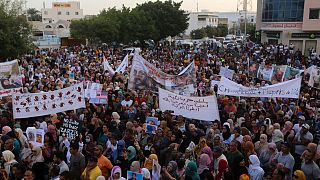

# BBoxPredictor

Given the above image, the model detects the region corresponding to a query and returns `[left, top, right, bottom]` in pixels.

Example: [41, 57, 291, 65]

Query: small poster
[60, 118, 81, 139]
[127, 171, 143, 180]
[146, 117, 160, 134]
[26, 127, 44, 146]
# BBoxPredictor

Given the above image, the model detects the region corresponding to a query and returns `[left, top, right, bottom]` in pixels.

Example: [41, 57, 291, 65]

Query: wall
[302, 0, 320, 31]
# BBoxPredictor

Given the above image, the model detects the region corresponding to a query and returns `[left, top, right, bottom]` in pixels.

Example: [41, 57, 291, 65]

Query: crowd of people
[0, 41, 319, 180]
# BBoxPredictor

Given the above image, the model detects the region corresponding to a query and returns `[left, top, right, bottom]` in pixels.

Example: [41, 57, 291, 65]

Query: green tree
[134, 0, 188, 40]
[27, 8, 42, 21]
[215, 24, 228, 37]
[0, 0, 32, 61]
[190, 29, 207, 39]
[204, 26, 217, 38]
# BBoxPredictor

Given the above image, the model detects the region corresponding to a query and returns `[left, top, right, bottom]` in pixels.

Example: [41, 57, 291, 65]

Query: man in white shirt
[53, 151, 69, 174]
[293, 115, 305, 134]
[293, 123, 313, 170]
[121, 94, 133, 108]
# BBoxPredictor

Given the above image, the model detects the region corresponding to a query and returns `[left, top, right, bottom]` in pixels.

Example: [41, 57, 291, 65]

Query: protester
[0, 41, 318, 180]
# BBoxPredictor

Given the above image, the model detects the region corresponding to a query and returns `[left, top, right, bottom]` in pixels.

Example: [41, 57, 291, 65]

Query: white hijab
[248, 155, 264, 180]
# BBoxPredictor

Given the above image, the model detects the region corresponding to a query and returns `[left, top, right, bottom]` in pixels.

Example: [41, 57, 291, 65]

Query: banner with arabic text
[12, 83, 85, 119]
[158, 88, 219, 121]
[218, 77, 301, 98]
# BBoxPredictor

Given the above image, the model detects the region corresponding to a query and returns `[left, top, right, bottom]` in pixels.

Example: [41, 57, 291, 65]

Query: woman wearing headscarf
[194, 137, 208, 157]
[143, 154, 158, 171]
[2, 150, 17, 179]
[141, 168, 151, 180]
[197, 154, 213, 180]
[130, 161, 141, 173]
[293, 170, 306, 180]
[127, 146, 137, 162]
[29, 146, 44, 168]
[185, 161, 200, 180]
[271, 123, 284, 151]
[259, 143, 277, 172]
[162, 161, 179, 180]
[2, 126, 12, 135]
[243, 141, 256, 166]
[108, 166, 126, 180]
[47, 125, 58, 144]
[206, 128, 215, 148]
[254, 134, 268, 155]
[248, 155, 264, 180]
[15, 128, 28, 150]
[221, 123, 232, 145]
[282, 121, 294, 142]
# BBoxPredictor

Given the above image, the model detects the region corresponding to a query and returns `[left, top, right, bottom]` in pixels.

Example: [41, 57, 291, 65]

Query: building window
[75, 12, 79, 15]
[66, 11, 70, 15]
[198, 18, 206, 21]
[262, 0, 304, 22]
[45, 25, 52, 28]
[58, 11, 61, 15]
[57, 25, 65, 28]
[309, 9, 320, 19]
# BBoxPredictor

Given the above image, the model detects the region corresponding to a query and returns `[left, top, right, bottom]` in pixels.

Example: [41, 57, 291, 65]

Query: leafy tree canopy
[0, 0, 32, 61]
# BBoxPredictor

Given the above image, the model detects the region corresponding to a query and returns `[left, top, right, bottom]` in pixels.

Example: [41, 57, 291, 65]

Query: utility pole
[237, 0, 252, 41]
[197, 0, 199, 12]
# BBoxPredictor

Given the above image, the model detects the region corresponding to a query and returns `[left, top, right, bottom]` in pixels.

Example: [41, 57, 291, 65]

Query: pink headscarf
[2, 126, 12, 135]
[198, 154, 211, 174]
[282, 121, 293, 134]
[202, 146, 213, 161]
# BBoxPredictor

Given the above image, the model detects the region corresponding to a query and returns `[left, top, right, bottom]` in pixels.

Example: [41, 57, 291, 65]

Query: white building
[216, 11, 256, 29]
[40, 1, 83, 37]
[185, 10, 219, 36]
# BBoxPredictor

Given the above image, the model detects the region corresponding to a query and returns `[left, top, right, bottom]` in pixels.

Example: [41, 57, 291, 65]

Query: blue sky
[27, 0, 257, 15]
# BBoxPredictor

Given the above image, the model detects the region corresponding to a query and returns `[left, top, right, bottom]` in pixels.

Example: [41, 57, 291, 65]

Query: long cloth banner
[158, 88, 220, 121]
[12, 83, 85, 119]
[128, 53, 196, 93]
[0, 60, 23, 97]
[217, 76, 302, 98]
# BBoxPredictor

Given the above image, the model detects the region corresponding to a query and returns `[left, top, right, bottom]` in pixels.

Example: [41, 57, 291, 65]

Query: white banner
[12, 83, 85, 119]
[104, 54, 129, 75]
[219, 67, 234, 80]
[115, 54, 128, 73]
[103, 57, 115, 75]
[178, 61, 195, 75]
[217, 77, 301, 98]
[158, 88, 220, 121]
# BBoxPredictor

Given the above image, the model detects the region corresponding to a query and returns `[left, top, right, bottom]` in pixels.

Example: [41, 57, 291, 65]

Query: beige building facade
[256, 0, 320, 55]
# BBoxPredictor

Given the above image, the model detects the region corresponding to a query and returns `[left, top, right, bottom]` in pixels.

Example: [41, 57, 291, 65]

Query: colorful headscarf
[185, 161, 200, 180]
[127, 146, 136, 161]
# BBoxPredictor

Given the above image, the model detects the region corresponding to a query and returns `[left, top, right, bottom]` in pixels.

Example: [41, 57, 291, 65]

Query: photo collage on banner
[0, 60, 23, 97]
[12, 83, 85, 119]
[128, 53, 197, 96]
